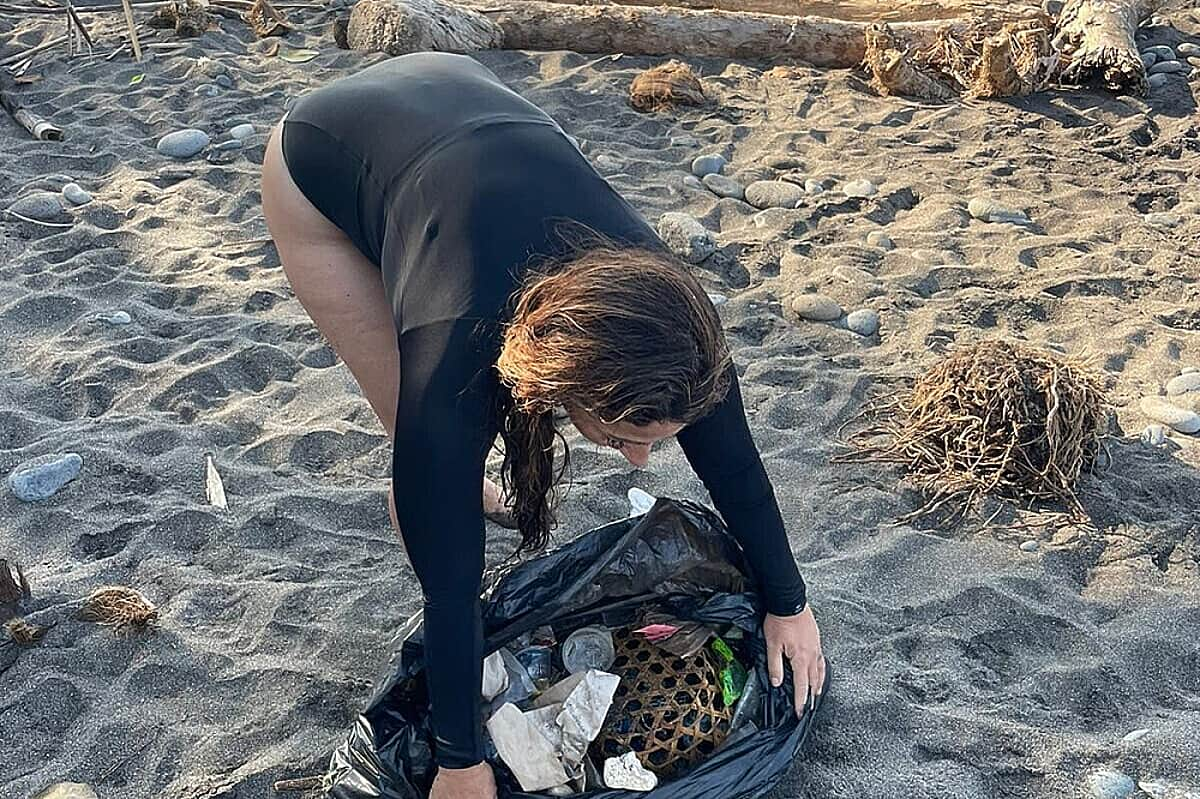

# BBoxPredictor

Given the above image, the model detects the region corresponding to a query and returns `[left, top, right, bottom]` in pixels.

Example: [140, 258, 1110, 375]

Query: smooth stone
[764, 155, 802, 169]
[214, 139, 244, 151]
[1140, 396, 1200, 434]
[702, 173, 744, 200]
[1145, 211, 1181, 227]
[804, 178, 825, 195]
[214, 73, 234, 89]
[1140, 424, 1168, 446]
[157, 128, 210, 159]
[196, 83, 221, 97]
[95, 310, 132, 325]
[968, 197, 1029, 224]
[691, 153, 726, 177]
[843, 178, 878, 198]
[10, 191, 65, 221]
[1086, 769, 1136, 799]
[1121, 728, 1151, 743]
[34, 784, 98, 799]
[657, 212, 716, 264]
[706, 292, 728, 307]
[8, 453, 83, 501]
[1140, 52, 1159, 68]
[229, 123, 255, 140]
[62, 183, 92, 206]
[867, 231, 895, 250]
[1167, 373, 1200, 395]
[680, 175, 703, 190]
[1144, 45, 1177, 61]
[792, 293, 843, 322]
[845, 308, 880, 337]
[1148, 73, 1171, 89]
[1178, 42, 1200, 57]
[603, 752, 658, 791]
[670, 135, 700, 147]
[1150, 59, 1189, 74]
[744, 180, 805, 209]
[1019, 540, 1040, 552]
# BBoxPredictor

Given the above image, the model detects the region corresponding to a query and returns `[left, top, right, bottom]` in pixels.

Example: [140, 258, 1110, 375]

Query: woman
[260, 52, 823, 799]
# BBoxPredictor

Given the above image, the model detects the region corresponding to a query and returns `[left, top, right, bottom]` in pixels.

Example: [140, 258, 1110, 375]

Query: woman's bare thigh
[261, 119, 400, 438]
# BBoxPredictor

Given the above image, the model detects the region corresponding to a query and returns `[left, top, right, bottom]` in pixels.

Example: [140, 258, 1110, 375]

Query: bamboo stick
[119, 0, 144, 61]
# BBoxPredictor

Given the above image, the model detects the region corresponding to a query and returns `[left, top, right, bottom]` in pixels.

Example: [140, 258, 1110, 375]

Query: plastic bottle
[561, 626, 615, 674]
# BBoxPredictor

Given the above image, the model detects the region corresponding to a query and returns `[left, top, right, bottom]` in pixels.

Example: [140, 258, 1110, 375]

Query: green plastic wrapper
[711, 635, 748, 706]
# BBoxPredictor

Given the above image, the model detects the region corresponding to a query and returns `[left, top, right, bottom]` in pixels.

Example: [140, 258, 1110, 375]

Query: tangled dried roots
[842, 340, 1107, 522]
[80, 586, 158, 633]
[5, 617, 45, 645]
[629, 61, 705, 112]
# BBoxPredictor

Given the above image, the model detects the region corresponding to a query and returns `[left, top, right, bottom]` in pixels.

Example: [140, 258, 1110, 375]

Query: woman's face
[566, 407, 683, 468]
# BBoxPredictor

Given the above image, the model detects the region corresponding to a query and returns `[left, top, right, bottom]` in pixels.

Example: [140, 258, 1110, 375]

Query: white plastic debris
[524, 703, 564, 749]
[205, 454, 227, 509]
[603, 751, 658, 791]
[627, 487, 656, 516]
[557, 669, 621, 778]
[482, 650, 508, 701]
[495, 647, 536, 705]
[532, 672, 587, 709]
[486, 703, 571, 792]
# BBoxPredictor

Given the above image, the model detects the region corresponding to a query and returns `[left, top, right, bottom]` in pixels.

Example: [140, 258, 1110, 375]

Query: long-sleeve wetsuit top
[280, 52, 807, 769]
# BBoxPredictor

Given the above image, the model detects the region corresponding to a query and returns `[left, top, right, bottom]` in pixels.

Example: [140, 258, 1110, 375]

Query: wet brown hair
[494, 242, 731, 552]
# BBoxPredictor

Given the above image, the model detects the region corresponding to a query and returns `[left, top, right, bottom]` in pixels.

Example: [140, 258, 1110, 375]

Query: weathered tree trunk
[1053, 0, 1157, 94]
[347, 0, 969, 67]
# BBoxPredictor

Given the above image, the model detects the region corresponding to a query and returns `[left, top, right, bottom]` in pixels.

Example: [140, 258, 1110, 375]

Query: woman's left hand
[763, 605, 825, 718]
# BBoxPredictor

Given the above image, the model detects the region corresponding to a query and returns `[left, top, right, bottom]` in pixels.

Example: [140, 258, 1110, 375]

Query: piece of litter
[633, 623, 679, 642]
[627, 487, 655, 516]
[531, 671, 586, 710]
[205, 454, 227, 509]
[557, 670, 620, 778]
[1121, 728, 1150, 743]
[486, 703, 570, 792]
[482, 649, 508, 701]
[129, 74, 144, 85]
[523, 703, 563, 749]
[603, 751, 657, 791]
[279, 47, 319, 63]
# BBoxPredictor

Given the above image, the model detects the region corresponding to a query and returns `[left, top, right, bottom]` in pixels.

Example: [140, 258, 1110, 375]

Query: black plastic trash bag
[326, 498, 830, 799]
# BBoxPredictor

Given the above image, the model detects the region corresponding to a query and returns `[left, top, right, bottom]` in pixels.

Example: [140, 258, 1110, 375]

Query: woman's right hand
[429, 762, 497, 799]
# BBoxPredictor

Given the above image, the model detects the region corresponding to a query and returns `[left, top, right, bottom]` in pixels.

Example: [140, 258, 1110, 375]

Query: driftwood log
[345, 0, 1160, 98]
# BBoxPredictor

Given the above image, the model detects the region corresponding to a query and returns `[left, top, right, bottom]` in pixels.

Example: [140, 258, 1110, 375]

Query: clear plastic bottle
[561, 626, 615, 674]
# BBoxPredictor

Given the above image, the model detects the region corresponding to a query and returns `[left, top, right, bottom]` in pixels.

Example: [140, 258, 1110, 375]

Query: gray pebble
[1140, 51, 1158, 68]
[10, 191, 65, 221]
[214, 139, 244, 151]
[1085, 769, 1136, 799]
[1178, 42, 1200, 57]
[1149, 59, 1189, 74]
[706, 292, 728, 307]
[156, 166, 194, 183]
[843, 178, 878, 198]
[1166, 372, 1200, 395]
[764, 155, 802, 170]
[968, 197, 1029, 224]
[691, 154, 726, 177]
[214, 73, 234, 89]
[95, 310, 132, 325]
[657, 212, 717, 264]
[702, 173, 744, 200]
[157, 128, 210, 159]
[1019, 540, 1040, 552]
[196, 83, 221, 97]
[62, 183, 92, 206]
[1140, 424, 1168, 446]
[681, 175, 703, 190]
[804, 178, 825, 195]
[745, 180, 805, 209]
[1121, 728, 1150, 743]
[845, 308, 880, 336]
[1144, 45, 1177, 61]
[8, 453, 83, 501]
[791, 293, 843, 322]
[670, 135, 700, 148]
[1145, 211, 1181, 228]
[230, 123, 255, 140]
[1148, 73, 1171, 89]
[867, 231, 895, 250]
[1140, 396, 1200, 434]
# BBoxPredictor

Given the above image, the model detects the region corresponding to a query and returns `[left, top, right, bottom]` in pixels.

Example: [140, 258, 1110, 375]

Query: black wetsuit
[281, 52, 807, 770]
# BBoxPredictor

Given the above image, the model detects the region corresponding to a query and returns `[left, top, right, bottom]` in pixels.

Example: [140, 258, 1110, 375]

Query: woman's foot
[483, 477, 518, 529]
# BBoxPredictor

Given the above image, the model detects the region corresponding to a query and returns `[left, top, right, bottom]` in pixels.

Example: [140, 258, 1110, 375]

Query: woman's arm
[391, 319, 500, 768]
[675, 364, 807, 616]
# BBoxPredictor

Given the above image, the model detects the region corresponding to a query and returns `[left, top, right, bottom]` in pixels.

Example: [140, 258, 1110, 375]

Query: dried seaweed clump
[5, 617, 46, 645]
[841, 340, 1107, 521]
[630, 61, 705, 112]
[80, 586, 159, 633]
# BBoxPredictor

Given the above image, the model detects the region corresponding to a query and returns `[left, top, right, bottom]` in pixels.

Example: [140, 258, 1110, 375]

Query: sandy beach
[2, 1, 1200, 797]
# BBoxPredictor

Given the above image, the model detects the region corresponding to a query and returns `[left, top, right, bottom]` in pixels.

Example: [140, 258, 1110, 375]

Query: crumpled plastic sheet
[325, 499, 830, 799]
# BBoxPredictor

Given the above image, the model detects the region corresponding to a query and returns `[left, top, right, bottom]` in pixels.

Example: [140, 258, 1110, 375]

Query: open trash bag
[325, 498, 830, 799]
